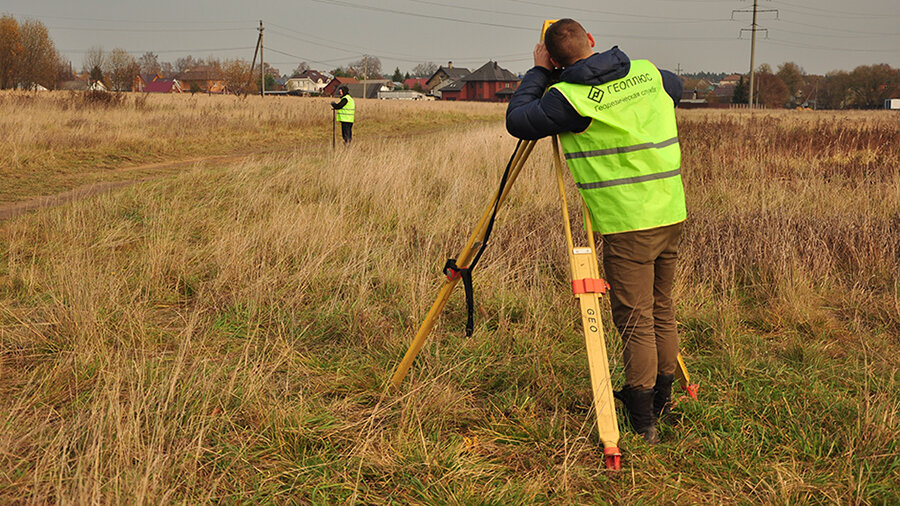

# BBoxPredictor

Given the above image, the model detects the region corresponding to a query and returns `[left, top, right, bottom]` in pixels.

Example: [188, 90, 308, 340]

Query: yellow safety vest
[551, 60, 685, 234]
[335, 95, 355, 123]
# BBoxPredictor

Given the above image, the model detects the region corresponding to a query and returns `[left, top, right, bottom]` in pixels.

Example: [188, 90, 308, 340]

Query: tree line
[684, 61, 899, 109]
[2, 13, 894, 106]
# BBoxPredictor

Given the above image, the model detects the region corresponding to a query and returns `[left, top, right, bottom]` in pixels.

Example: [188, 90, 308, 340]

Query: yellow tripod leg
[552, 137, 621, 470]
[390, 140, 537, 388]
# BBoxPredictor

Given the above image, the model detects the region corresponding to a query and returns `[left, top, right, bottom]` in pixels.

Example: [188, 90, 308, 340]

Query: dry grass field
[0, 92, 500, 204]
[0, 92, 898, 503]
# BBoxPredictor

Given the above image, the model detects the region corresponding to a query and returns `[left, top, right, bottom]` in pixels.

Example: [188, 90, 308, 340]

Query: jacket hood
[558, 46, 630, 86]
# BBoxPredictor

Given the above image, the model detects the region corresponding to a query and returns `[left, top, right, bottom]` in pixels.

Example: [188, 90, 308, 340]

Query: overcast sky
[5, 0, 899, 77]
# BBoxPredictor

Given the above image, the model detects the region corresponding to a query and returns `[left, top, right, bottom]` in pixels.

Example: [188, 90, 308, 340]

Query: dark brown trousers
[598, 222, 683, 391]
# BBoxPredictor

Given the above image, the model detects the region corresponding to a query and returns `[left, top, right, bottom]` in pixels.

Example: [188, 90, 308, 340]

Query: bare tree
[18, 19, 60, 90]
[349, 55, 382, 79]
[411, 61, 437, 78]
[175, 55, 199, 74]
[292, 61, 310, 77]
[159, 61, 174, 78]
[57, 59, 74, 85]
[83, 46, 105, 75]
[138, 51, 161, 75]
[0, 15, 22, 89]
[105, 48, 139, 91]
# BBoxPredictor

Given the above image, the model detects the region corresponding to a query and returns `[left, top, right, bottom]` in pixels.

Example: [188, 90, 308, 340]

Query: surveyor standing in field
[506, 19, 684, 444]
[331, 85, 355, 145]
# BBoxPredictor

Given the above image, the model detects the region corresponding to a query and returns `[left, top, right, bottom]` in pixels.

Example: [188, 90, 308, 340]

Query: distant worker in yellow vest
[331, 85, 355, 144]
[506, 19, 684, 444]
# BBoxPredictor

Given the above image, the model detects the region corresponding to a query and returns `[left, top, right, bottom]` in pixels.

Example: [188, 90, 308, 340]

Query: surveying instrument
[390, 20, 698, 471]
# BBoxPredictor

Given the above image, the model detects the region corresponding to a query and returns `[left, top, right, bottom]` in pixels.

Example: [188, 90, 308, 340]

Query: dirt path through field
[0, 122, 495, 222]
[0, 149, 296, 222]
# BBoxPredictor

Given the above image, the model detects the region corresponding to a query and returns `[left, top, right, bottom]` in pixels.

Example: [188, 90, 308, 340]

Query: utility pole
[733, 0, 777, 108]
[259, 20, 265, 97]
[676, 63, 682, 77]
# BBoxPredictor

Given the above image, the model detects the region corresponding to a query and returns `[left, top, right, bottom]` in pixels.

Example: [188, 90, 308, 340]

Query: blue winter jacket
[506, 47, 683, 140]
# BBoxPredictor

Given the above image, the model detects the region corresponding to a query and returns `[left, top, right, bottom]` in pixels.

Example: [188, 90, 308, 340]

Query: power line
[60, 47, 254, 54]
[777, 19, 898, 37]
[770, 26, 900, 40]
[267, 25, 531, 64]
[769, 0, 900, 19]
[48, 26, 253, 33]
[764, 38, 900, 54]
[501, 0, 729, 22]
[265, 46, 359, 68]
[303, 0, 534, 31]
[8, 12, 253, 25]
[402, 0, 732, 24]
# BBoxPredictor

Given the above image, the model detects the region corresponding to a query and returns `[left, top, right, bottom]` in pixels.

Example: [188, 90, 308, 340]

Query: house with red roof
[132, 73, 161, 92]
[439, 61, 519, 102]
[143, 79, 183, 93]
[323, 76, 359, 96]
[403, 78, 428, 91]
[719, 74, 743, 86]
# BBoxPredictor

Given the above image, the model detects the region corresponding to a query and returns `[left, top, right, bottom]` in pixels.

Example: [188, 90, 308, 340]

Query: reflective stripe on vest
[551, 59, 686, 235]
[335, 95, 355, 123]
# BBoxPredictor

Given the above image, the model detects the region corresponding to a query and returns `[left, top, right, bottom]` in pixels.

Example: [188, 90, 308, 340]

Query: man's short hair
[544, 19, 591, 67]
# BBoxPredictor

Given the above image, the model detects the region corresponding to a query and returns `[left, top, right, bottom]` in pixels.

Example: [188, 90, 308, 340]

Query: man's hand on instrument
[533, 43, 553, 71]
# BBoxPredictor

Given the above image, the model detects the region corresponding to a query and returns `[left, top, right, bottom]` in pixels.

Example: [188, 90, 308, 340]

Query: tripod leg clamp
[572, 278, 610, 295]
[443, 258, 463, 281]
[443, 258, 475, 337]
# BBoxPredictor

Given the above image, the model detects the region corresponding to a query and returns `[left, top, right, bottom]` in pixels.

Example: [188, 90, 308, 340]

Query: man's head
[544, 19, 595, 68]
[338, 85, 349, 97]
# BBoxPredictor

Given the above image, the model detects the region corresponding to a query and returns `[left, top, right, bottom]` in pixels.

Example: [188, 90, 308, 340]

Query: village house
[345, 80, 393, 99]
[298, 70, 329, 90]
[708, 84, 735, 104]
[143, 79, 183, 93]
[286, 77, 320, 94]
[439, 61, 519, 102]
[678, 89, 708, 109]
[719, 74, 742, 86]
[323, 76, 359, 96]
[425, 62, 470, 92]
[132, 73, 161, 93]
[177, 66, 225, 93]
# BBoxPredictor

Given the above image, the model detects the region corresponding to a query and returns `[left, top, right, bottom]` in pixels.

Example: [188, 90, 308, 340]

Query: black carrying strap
[443, 139, 523, 337]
